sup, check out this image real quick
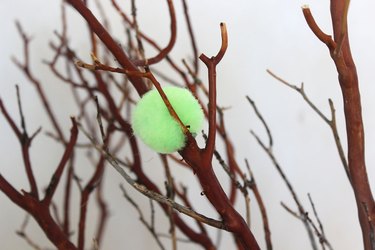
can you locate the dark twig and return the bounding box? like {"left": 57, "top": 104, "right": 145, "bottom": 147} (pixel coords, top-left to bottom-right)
{"left": 247, "top": 96, "right": 317, "bottom": 249}
{"left": 308, "top": 194, "right": 334, "bottom": 250}
{"left": 15, "top": 85, "right": 39, "bottom": 199}
{"left": 13, "top": 21, "right": 66, "bottom": 143}
{"left": 181, "top": 0, "right": 199, "bottom": 74}
{"left": 120, "top": 184, "right": 166, "bottom": 250}
{"left": 244, "top": 159, "right": 273, "bottom": 250}
{"left": 16, "top": 215, "right": 42, "bottom": 250}
{"left": 160, "top": 155, "right": 177, "bottom": 250}
{"left": 246, "top": 95, "right": 273, "bottom": 148}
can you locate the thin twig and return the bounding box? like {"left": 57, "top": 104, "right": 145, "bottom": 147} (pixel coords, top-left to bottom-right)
{"left": 266, "top": 69, "right": 350, "bottom": 182}
{"left": 244, "top": 159, "right": 273, "bottom": 250}
{"left": 16, "top": 215, "right": 43, "bottom": 250}
{"left": 308, "top": 194, "right": 334, "bottom": 250}
{"left": 77, "top": 123, "right": 225, "bottom": 230}
{"left": 120, "top": 184, "right": 166, "bottom": 250}
{"left": 248, "top": 96, "right": 317, "bottom": 249}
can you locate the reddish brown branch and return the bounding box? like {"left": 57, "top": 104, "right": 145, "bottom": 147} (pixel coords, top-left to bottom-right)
{"left": 302, "top": 6, "right": 336, "bottom": 51}
{"left": 133, "top": 0, "right": 177, "bottom": 66}
{"left": 111, "top": 0, "right": 191, "bottom": 86}
{"left": 78, "top": 156, "right": 105, "bottom": 250}
{"left": 44, "top": 118, "right": 78, "bottom": 205}
{"left": 66, "top": 0, "right": 149, "bottom": 96}
{"left": 1, "top": 100, "right": 78, "bottom": 249}
{"left": 13, "top": 22, "right": 66, "bottom": 143}
{"left": 0, "top": 174, "right": 26, "bottom": 209}
{"left": 199, "top": 23, "right": 228, "bottom": 162}
{"left": 1, "top": 93, "right": 39, "bottom": 199}
{"left": 180, "top": 23, "right": 260, "bottom": 249}
{"left": 63, "top": 156, "right": 75, "bottom": 236}
{"left": 303, "top": 3, "right": 375, "bottom": 249}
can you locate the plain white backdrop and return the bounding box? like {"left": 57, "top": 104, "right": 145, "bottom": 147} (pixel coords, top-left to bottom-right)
{"left": 1, "top": 0, "right": 375, "bottom": 249}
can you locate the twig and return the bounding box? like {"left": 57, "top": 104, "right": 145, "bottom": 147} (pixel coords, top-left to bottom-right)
{"left": 308, "top": 194, "right": 334, "bottom": 250}
{"left": 77, "top": 123, "right": 225, "bottom": 230}
{"left": 160, "top": 155, "right": 177, "bottom": 250}
{"left": 247, "top": 96, "right": 317, "bottom": 249}
{"left": 66, "top": 0, "right": 148, "bottom": 96}
{"left": 13, "top": 21, "right": 66, "bottom": 142}
{"left": 181, "top": 0, "right": 199, "bottom": 74}
{"left": 15, "top": 85, "right": 39, "bottom": 199}
{"left": 246, "top": 95, "right": 273, "bottom": 148}
{"left": 244, "top": 159, "right": 273, "bottom": 250}
{"left": 266, "top": 69, "right": 350, "bottom": 181}
{"left": 43, "top": 118, "right": 78, "bottom": 205}
{"left": 16, "top": 215, "right": 43, "bottom": 250}
{"left": 120, "top": 184, "right": 166, "bottom": 250}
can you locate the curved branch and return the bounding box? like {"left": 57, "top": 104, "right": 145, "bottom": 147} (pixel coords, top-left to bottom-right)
{"left": 133, "top": 0, "right": 177, "bottom": 66}
{"left": 65, "top": 0, "right": 148, "bottom": 96}
{"left": 302, "top": 6, "right": 336, "bottom": 51}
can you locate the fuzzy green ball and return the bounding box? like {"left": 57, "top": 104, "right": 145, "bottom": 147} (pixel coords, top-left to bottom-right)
{"left": 132, "top": 87, "right": 204, "bottom": 154}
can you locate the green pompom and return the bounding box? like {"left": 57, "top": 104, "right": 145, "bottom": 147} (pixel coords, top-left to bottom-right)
{"left": 132, "top": 86, "right": 204, "bottom": 154}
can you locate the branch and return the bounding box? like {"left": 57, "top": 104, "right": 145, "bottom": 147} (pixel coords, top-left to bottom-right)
{"left": 43, "top": 118, "right": 78, "bottom": 205}
{"left": 77, "top": 123, "right": 225, "bottom": 230}
{"left": 303, "top": 3, "right": 375, "bottom": 248}
{"left": 65, "top": 0, "right": 148, "bottom": 96}
{"left": 0, "top": 91, "right": 39, "bottom": 198}
{"left": 120, "top": 184, "right": 166, "bottom": 250}
{"left": 248, "top": 96, "right": 317, "bottom": 249}
{"left": 199, "top": 23, "right": 228, "bottom": 162}
{"left": 132, "top": 0, "right": 177, "bottom": 66}
{"left": 244, "top": 159, "right": 273, "bottom": 250}
{"left": 181, "top": 0, "right": 199, "bottom": 74}
{"left": 266, "top": 69, "right": 350, "bottom": 181}
{"left": 13, "top": 21, "right": 66, "bottom": 142}
{"left": 302, "top": 6, "right": 336, "bottom": 51}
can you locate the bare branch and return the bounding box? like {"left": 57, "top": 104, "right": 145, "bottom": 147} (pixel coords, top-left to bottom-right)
{"left": 266, "top": 70, "right": 350, "bottom": 182}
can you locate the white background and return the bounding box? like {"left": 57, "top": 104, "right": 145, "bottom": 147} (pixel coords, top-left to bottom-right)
{"left": 1, "top": 0, "right": 375, "bottom": 249}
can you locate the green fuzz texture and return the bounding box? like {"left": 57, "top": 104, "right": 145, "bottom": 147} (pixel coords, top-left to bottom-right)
{"left": 132, "top": 86, "right": 204, "bottom": 154}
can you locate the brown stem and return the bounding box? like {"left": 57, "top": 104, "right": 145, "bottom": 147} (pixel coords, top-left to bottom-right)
{"left": 180, "top": 23, "right": 260, "bottom": 249}
{"left": 303, "top": 3, "right": 375, "bottom": 249}
{"left": 199, "top": 23, "right": 228, "bottom": 162}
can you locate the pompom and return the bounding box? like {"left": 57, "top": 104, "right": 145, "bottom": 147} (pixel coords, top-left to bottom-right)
{"left": 132, "top": 86, "right": 204, "bottom": 154}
